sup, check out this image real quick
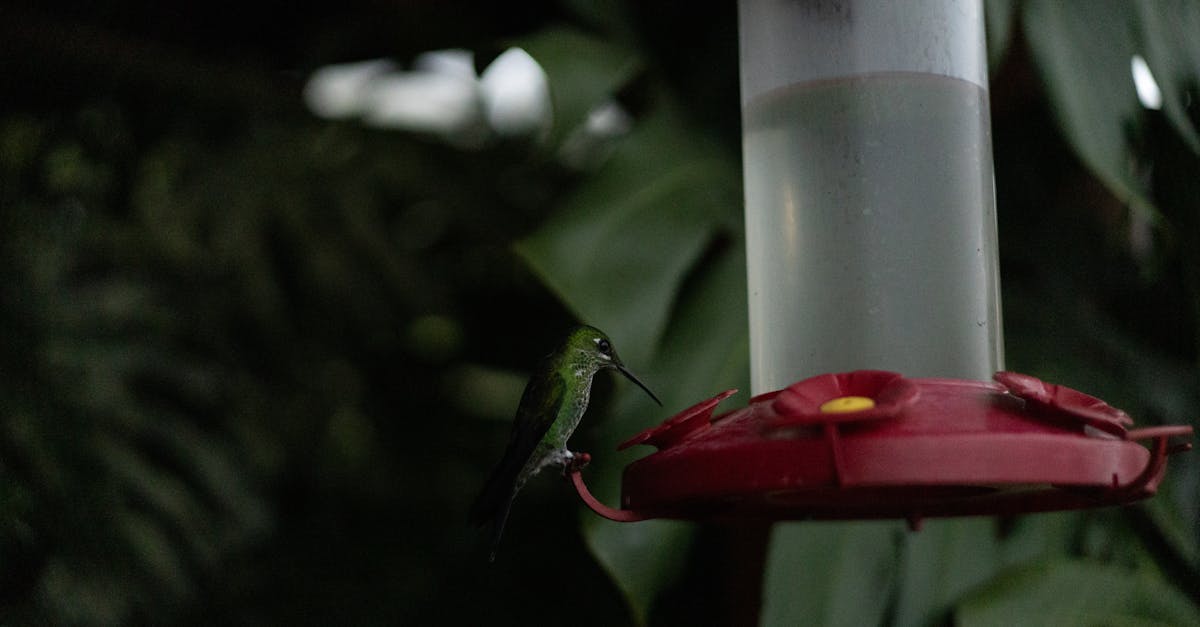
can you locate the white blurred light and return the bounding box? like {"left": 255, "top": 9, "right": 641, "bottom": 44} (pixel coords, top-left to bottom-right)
{"left": 362, "top": 72, "right": 481, "bottom": 135}
{"left": 413, "top": 49, "right": 477, "bottom": 82}
{"left": 305, "top": 47, "right": 554, "bottom": 146}
{"left": 303, "top": 59, "right": 395, "bottom": 119}
{"left": 1131, "top": 55, "right": 1162, "bottom": 110}
{"left": 558, "top": 100, "right": 633, "bottom": 169}
{"left": 479, "top": 48, "right": 552, "bottom": 137}
{"left": 584, "top": 100, "right": 633, "bottom": 138}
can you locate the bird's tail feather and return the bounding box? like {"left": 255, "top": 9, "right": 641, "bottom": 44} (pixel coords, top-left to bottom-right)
{"left": 468, "top": 452, "right": 524, "bottom": 560}
{"left": 486, "top": 498, "right": 514, "bottom": 563}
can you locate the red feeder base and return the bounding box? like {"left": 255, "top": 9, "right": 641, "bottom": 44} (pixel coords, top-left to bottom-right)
{"left": 570, "top": 371, "right": 1193, "bottom": 529}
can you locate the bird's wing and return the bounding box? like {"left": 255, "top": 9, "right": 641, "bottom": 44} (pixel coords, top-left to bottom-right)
{"left": 467, "top": 369, "right": 564, "bottom": 527}
{"left": 507, "top": 366, "right": 565, "bottom": 456}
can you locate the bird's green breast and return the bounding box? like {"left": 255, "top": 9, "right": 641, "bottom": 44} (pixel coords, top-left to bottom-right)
{"left": 540, "top": 370, "right": 593, "bottom": 450}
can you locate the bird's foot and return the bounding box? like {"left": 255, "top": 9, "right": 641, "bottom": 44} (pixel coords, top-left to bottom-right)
{"left": 562, "top": 451, "right": 591, "bottom": 475}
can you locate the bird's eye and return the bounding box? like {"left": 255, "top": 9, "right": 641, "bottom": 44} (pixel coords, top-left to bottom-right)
{"left": 597, "top": 338, "right": 612, "bottom": 355}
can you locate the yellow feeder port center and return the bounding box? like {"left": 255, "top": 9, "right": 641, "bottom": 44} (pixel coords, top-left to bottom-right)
{"left": 820, "top": 396, "right": 876, "bottom": 413}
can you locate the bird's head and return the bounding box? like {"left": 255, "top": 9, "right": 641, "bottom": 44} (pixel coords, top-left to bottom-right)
{"left": 566, "top": 325, "right": 662, "bottom": 406}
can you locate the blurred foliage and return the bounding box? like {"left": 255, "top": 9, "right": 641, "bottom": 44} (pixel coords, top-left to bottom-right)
{"left": 1, "top": 1, "right": 1199, "bottom": 626}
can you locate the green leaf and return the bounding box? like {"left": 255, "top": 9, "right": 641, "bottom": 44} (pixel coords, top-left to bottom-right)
{"left": 995, "top": 512, "right": 1082, "bottom": 568}
{"left": 508, "top": 26, "right": 642, "bottom": 147}
{"left": 892, "top": 518, "right": 1003, "bottom": 627}
{"left": 1023, "top": 0, "right": 1161, "bottom": 223}
{"left": 1138, "top": 495, "right": 1200, "bottom": 579}
{"left": 761, "top": 522, "right": 902, "bottom": 627}
{"left": 584, "top": 519, "right": 693, "bottom": 624}
{"left": 1136, "top": 0, "right": 1200, "bottom": 155}
{"left": 956, "top": 559, "right": 1200, "bottom": 627}
{"left": 985, "top": 0, "right": 1016, "bottom": 71}
{"left": 516, "top": 103, "right": 740, "bottom": 367}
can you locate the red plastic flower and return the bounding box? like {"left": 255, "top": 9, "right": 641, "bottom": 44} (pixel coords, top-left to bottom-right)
{"left": 993, "top": 371, "right": 1132, "bottom": 438}
{"left": 770, "top": 370, "right": 919, "bottom": 427}
{"left": 619, "top": 389, "right": 738, "bottom": 451}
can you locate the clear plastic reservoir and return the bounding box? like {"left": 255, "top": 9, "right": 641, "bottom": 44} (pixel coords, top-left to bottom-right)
{"left": 739, "top": 0, "right": 1003, "bottom": 394}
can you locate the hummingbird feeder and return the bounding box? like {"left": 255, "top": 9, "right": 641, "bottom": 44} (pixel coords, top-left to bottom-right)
{"left": 571, "top": 371, "right": 1192, "bottom": 529}
{"left": 567, "top": 0, "right": 1192, "bottom": 528}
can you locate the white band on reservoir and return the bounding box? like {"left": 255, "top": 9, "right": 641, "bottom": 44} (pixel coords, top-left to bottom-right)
{"left": 739, "top": 0, "right": 989, "bottom": 105}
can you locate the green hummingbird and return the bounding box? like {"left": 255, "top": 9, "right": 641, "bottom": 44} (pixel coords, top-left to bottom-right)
{"left": 468, "top": 325, "right": 661, "bottom": 561}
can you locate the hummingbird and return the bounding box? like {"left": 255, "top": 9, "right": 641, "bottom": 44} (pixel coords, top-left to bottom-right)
{"left": 468, "top": 325, "right": 661, "bottom": 561}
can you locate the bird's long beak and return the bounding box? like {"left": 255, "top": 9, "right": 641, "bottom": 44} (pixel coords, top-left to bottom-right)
{"left": 616, "top": 363, "right": 662, "bottom": 406}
